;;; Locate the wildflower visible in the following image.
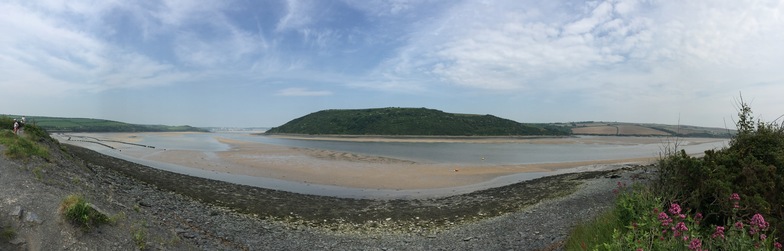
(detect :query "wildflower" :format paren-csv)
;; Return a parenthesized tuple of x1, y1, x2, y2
(730, 193, 741, 209)
(689, 238, 702, 251)
(761, 234, 767, 241)
(695, 212, 703, 225)
(774, 242, 782, 249)
(750, 214, 769, 229)
(735, 221, 744, 229)
(669, 203, 682, 215)
(711, 226, 725, 239)
(676, 222, 689, 232)
(658, 212, 673, 226)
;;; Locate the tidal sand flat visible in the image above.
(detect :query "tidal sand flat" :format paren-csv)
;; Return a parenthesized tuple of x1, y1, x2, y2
(54, 132, 726, 197)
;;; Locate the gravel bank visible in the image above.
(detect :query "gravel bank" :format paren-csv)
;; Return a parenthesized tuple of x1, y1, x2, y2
(2, 141, 652, 250)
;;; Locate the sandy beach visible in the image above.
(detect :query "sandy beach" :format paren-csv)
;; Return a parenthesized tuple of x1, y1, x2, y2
(54, 132, 723, 190)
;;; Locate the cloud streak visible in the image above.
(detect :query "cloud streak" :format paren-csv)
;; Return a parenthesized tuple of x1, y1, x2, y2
(276, 87, 333, 97)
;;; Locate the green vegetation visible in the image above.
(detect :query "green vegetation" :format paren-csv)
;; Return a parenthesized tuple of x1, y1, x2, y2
(565, 100, 783, 250)
(0, 117, 51, 160)
(132, 222, 148, 250)
(265, 108, 570, 136)
(60, 194, 110, 231)
(2, 115, 207, 133)
(0, 226, 15, 241)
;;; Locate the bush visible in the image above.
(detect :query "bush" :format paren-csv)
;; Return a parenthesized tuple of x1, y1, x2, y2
(655, 101, 784, 238)
(60, 194, 109, 231)
(585, 186, 782, 250)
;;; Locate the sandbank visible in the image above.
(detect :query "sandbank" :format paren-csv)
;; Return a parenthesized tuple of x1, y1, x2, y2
(56, 132, 659, 190)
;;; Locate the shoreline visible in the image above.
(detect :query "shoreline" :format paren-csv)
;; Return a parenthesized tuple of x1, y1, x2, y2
(55, 132, 660, 193)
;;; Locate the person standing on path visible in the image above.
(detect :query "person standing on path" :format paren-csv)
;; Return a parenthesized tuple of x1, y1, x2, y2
(13, 119, 19, 134)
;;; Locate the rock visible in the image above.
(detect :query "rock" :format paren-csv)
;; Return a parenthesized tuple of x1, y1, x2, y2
(10, 206, 23, 220)
(88, 204, 110, 221)
(138, 199, 153, 207)
(24, 211, 43, 224)
(10, 237, 26, 245)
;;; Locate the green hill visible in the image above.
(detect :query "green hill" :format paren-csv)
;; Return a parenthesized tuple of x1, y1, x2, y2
(2, 115, 207, 133)
(265, 108, 570, 136)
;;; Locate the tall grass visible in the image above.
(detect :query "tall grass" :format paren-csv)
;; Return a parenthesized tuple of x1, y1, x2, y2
(60, 194, 110, 231)
(0, 130, 49, 160)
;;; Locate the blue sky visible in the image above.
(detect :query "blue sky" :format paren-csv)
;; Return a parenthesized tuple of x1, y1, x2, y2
(1, 0, 783, 128)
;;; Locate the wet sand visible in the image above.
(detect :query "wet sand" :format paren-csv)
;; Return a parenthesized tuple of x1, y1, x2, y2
(51, 132, 674, 191)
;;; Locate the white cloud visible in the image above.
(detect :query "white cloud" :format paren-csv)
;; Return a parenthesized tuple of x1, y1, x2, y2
(276, 87, 333, 97)
(0, 2, 190, 96)
(372, 0, 784, 100)
(276, 0, 315, 32)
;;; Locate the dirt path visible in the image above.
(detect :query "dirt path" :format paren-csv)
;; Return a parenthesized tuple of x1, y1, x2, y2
(1, 142, 652, 250)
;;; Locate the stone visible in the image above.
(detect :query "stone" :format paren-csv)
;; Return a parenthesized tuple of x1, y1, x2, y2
(10, 237, 26, 245)
(24, 211, 43, 224)
(10, 206, 23, 220)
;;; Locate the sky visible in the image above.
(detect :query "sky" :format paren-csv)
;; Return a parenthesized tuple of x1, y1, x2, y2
(1, 0, 783, 128)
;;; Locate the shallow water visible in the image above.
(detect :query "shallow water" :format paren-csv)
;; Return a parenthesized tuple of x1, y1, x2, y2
(61, 132, 728, 198)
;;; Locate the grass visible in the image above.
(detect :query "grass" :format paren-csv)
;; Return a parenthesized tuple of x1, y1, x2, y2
(0, 129, 50, 160)
(60, 194, 110, 231)
(32, 166, 44, 180)
(1, 226, 15, 241)
(564, 208, 622, 250)
(132, 225, 148, 250)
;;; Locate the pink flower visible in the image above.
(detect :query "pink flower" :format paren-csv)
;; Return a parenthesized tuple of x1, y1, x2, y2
(735, 221, 744, 229)
(689, 239, 702, 251)
(658, 212, 673, 226)
(712, 226, 725, 239)
(669, 203, 682, 215)
(676, 222, 689, 232)
(774, 242, 782, 249)
(751, 214, 769, 229)
(761, 234, 767, 241)
(730, 193, 741, 209)
(695, 212, 703, 221)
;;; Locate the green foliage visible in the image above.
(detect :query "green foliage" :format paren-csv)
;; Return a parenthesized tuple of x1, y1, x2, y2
(132, 226, 148, 250)
(266, 108, 571, 136)
(0, 226, 15, 241)
(0, 129, 50, 160)
(568, 183, 782, 250)
(60, 194, 110, 231)
(655, 101, 784, 238)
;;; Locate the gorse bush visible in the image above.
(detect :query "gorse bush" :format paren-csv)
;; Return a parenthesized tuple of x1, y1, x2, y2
(655, 100, 784, 238)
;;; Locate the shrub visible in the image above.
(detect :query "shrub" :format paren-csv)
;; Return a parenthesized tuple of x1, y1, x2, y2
(60, 194, 109, 231)
(568, 184, 782, 250)
(654, 100, 784, 238)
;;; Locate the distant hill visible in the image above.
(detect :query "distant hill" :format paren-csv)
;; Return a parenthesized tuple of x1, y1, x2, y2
(567, 122, 734, 138)
(2, 115, 207, 133)
(265, 108, 571, 136)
